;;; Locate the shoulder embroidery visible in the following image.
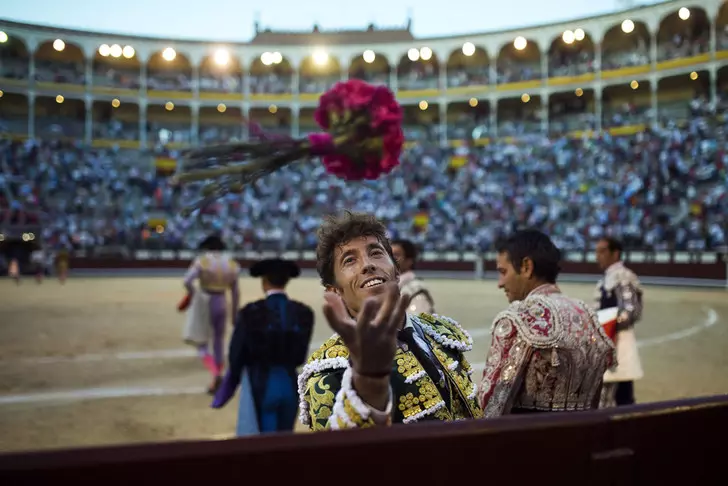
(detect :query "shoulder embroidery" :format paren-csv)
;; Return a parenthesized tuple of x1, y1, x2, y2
(415, 313, 473, 352)
(297, 334, 349, 426)
(490, 309, 521, 336)
(604, 265, 641, 292)
(501, 295, 565, 348)
(306, 334, 349, 363)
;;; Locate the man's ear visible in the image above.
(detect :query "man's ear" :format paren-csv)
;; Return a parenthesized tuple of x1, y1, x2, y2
(521, 257, 535, 279)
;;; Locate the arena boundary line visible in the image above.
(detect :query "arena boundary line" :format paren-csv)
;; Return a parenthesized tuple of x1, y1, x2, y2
(0, 386, 205, 406)
(10, 328, 494, 366)
(0, 309, 719, 406)
(7, 308, 719, 367)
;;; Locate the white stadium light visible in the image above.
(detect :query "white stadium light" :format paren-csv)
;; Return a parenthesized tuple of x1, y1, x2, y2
(562, 30, 575, 44)
(110, 44, 123, 58)
(312, 49, 329, 66)
(271, 52, 283, 64)
(419, 47, 432, 61)
(214, 48, 230, 66)
(574, 28, 585, 41)
(98, 44, 111, 56)
(462, 42, 476, 56)
(363, 49, 376, 63)
(53, 39, 65, 51)
(407, 48, 420, 61)
(514, 36, 527, 50)
(261, 51, 273, 66)
(122, 45, 135, 59)
(621, 19, 635, 33)
(162, 47, 176, 61)
(0, 31, 9, 43)
(678, 7, 690, 20)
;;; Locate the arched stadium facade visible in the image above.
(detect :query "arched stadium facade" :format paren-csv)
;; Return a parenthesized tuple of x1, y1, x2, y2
(0, 0, 726, 150)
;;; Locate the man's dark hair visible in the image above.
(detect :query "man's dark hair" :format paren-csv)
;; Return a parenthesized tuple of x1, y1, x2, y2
(316, 211, 396, 287)
(600, 237, 623, 256)
(265, 273, 290, 288)
(391, 239, 418, 267)
(496, 229, 562, 284)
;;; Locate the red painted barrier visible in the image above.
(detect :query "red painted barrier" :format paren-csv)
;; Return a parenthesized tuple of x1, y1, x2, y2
(0, 394, 726, 485)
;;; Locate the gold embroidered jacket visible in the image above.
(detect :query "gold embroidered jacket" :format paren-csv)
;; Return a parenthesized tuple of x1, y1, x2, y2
(479, 284, 616, 418)
(298, 313, 483, 430)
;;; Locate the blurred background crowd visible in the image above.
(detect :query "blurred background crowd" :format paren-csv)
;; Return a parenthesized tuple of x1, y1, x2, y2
(1, 95, 726, 254)
(1, 5, 727, 255)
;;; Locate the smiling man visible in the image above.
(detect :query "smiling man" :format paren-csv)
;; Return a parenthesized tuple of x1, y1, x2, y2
(478, 229, 616, 417)
(299, 211, 482, 430)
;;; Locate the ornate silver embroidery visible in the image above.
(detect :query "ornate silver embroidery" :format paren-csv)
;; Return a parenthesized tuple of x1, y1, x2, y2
(596, 262, 644, 328)
(495, 320, 514, 338)
(482, 284, 616, 416)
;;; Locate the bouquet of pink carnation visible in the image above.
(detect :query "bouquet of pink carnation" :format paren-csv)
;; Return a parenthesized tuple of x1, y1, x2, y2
(174, 79, 404, 215)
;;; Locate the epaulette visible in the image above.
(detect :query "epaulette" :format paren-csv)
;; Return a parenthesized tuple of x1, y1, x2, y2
(496, 294, 565, 347)
(414, 313, 473, 352)
(604, 265, 641, 291)
(297, 334, 350, 426)
(305, 334, 348, 363)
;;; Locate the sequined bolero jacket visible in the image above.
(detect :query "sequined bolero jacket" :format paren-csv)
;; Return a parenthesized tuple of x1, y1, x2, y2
(594, 261, 644, 331)
(479, 284, 617, 417)
(298, 313, 483, 431)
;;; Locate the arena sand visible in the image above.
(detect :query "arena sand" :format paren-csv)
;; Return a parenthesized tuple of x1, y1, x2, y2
(0, 276, 726, 453)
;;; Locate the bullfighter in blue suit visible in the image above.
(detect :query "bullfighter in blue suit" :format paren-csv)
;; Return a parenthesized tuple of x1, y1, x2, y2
(211, 258, 314, 436)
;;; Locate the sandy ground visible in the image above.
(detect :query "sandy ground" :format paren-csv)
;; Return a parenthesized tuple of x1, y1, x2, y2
(0, 276, 726, 453)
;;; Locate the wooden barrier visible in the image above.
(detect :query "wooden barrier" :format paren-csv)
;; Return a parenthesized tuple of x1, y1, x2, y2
(0, 394, 726, 485)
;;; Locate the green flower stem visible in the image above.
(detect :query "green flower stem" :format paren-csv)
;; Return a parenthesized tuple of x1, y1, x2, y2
(173, 115, 372, 215)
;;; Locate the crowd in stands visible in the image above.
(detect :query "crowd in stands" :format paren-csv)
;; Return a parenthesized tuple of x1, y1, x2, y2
(1, 92, 726, 254)
(1, 19, 727, 254)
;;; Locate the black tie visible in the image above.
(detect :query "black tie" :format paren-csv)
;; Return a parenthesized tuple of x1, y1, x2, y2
(398, 326, 450, 401)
